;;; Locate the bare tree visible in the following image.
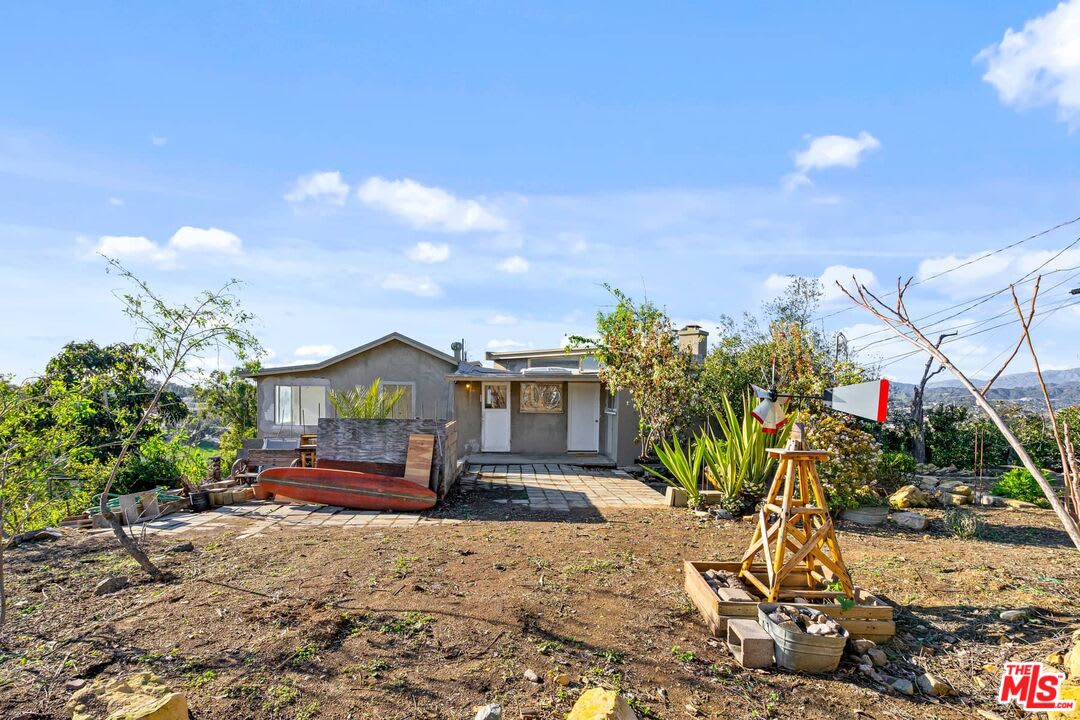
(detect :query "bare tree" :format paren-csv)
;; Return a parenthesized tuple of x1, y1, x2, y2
(839, 276, 1080, 551)
(910, 331, 956, 464)
(97, 258, 260, 579)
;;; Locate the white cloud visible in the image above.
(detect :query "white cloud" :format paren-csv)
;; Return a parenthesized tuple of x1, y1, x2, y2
(91, 226, 242, 267)
(406, 241, 450, 263)
(783, 131, 881, 190)
(487, 313, 518, 326)
(168, 226, 242, 255)
(976, 0, 1080, 127)
(486, 338, 528, 352)
(284, 170, 349, 205)
(294, 344, 338, 359)
(497, 255, 529, 274)
(918, 247, 1080, 297)
(95, 235, 176, 266)
(356, 176, 508, 232)
(764, 264, 877, 302)
(380, 273, 441, 297)
(108, 197, 124, 207)
(151, 135, 168, 146)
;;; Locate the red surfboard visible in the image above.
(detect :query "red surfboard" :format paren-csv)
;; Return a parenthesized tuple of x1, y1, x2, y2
(256, 467, 436, 512)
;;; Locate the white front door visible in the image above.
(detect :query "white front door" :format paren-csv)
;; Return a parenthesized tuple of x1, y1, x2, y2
(567, 383, 600, 452)
(481, 382, 511, 452)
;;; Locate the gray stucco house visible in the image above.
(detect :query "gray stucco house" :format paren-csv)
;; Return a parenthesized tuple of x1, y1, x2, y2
(247, 326, 708, 468)
(247, 332, 458, 438)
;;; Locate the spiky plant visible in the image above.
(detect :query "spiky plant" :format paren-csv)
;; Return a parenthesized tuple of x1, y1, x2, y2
(701, 391, 791, 510)
(644, 432, 705, 509)
(327, 379, 407, 419)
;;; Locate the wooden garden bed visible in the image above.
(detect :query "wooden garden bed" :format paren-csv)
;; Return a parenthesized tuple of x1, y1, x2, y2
(684, 560, 896, 642)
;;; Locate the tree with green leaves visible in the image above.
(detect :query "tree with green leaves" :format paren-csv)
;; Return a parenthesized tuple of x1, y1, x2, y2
(98, 258, 260, 579)
(569, 285, 697, 458)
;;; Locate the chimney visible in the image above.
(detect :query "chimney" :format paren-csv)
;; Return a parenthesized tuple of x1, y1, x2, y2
(451, 340, 466, 364)
(678, 325, 708, 364)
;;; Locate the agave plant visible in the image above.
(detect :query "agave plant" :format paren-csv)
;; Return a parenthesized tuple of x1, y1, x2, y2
(644, 431, 705, 509)
(700, 391, 791, 510)
(327, 378, 407, 419)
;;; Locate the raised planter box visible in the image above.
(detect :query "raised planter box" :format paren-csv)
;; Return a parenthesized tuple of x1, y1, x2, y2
(683, 560, 895, 642)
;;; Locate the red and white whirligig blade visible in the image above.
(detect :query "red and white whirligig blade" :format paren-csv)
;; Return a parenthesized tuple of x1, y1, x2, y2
(751, 395, 789, 434)
(823, 379, 890, 423)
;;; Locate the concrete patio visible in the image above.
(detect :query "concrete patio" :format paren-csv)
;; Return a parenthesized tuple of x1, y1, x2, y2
(120, 464, 665, 539)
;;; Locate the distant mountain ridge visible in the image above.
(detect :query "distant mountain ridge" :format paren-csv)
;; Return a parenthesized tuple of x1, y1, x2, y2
(889, 367, 1080, 411)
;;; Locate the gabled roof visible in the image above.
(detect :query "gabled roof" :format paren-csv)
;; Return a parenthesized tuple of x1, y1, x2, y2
(246, 332, 458, 378)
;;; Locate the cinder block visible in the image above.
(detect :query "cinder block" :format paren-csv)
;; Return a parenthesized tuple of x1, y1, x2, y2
(716, 586, 755, 602)
(727, 619, 774, 668)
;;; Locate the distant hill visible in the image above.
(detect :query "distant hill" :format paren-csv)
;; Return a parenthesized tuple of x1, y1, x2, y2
(889, 368, 1080, 411)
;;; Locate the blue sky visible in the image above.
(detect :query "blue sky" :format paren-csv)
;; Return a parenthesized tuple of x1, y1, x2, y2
(2, 1, 1080, 381)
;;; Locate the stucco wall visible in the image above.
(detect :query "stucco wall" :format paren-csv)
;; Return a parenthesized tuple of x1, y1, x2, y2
(453, 380, 633, 459)
(256, 339, 456, 437)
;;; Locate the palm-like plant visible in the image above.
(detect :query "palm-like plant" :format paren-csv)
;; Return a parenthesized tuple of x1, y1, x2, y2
(700, 392, 791, 510)
(644, 431, 705, 509)
(327, 379, 407, 419)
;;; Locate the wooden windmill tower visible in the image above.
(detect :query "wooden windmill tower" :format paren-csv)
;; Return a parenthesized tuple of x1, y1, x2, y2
(737, 423, 855, 602)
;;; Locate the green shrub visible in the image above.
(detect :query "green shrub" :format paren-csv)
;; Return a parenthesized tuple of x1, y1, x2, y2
(877, 451, 917, 495)
(943, 507, 982, 539)
(992, 468, 1051, 508)
(807, 414, 882, 511)
(116, 432, 207, 493)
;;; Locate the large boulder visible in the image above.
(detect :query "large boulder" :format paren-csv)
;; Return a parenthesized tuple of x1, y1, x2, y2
(951, 484, 973, 496)
(889, 485, 930, 509)
(68, 672, 188, 720)
(939, 492, 970, 506)
(566, 688, 638, 720)
(1048, 682, 1079, 720)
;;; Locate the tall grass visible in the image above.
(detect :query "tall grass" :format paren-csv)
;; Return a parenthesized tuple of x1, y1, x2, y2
(327, 379, 407, 419)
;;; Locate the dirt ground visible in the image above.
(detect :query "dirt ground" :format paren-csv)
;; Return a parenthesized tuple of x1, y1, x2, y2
(2, 487, 1078, 720)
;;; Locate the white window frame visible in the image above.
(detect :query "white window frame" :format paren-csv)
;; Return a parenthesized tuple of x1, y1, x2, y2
(274, 384, 328, 427)
(382, 381, 417, 418)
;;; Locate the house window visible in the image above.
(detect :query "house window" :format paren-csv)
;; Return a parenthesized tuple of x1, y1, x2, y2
(382, 382, 415, 419)
(581, 354, 600, 372)
(527, 357, 579, 370)
(605, 390, 618, 414)
(275, 385, 327, 426)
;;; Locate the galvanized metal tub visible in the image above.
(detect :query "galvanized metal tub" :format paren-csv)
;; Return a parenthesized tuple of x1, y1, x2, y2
(758, 603, 848, 673)
(842, 506, 889, 526)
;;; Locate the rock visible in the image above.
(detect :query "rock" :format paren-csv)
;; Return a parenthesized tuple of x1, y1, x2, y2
(693, 510, 710, 518)
(889, 485, 930, 509)
(94, 576, 128, 596)
(566, 688, 638, 720)
(474, 704, 502, 720)
(936, 480, 962, 491)
(10, 528, 63, 545)
(1000, 609, 1030, 623)
(68, 672, 187, 720)
(851, 638, 876, 655)
(1065, 634, 1080, 678)
(554, 673, 571, 687)
(1004, 498, 1039, 509)
(940, 492, 969, 506)
(916, 672, 952, 696)
(978, 494, 1006, 507)
(915, 475, 939, 488)
(166, 541, 194, 553)
(951, 484, 973, 496)
(523, 669, 541, 684)
(64, 678, 87, 692)
(1048, 681, 1080, 720)
(890, 511, 928, 531)
(711, 509, 735, 521)
(866, 647, 888, 667)
(890, 678, 915, 695)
